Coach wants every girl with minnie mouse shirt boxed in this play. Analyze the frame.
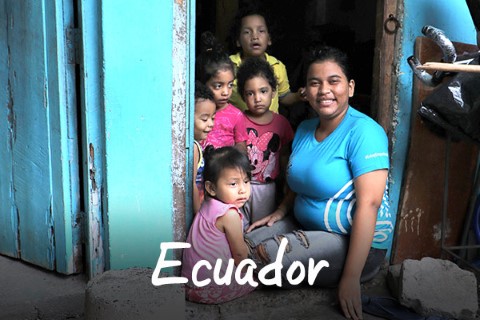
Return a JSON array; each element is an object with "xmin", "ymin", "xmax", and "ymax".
[{"xmin": 236, "ymin": 57, "xmax": 294, "ymax": 230}]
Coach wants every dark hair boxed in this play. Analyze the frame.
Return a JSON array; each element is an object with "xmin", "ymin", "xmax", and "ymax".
[
  {"xmin": 194, "ymin": 80, "xmax": 214, "ymax": 103},
  {"xmin": 196, "ymin": 31, "xmax": 234, "ymax": 84},
  {"xmin": 228, "ymin": 4, "xmax": 274, "ymax": 53},
  {"xmin": 236, "ymin": 57, "xmax": 277, "ymax": 100},
  {"xmin": 305, "ymin": 45, "xmax": 351, "ymax": 80},
  {"xmin": 203, "ymin": 146, "xmax": 252, "ymax": 189}
]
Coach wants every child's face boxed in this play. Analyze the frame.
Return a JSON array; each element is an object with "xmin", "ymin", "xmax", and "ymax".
[
  {"xmin": 237, "ymin": 14, "xmax": 271, "ymax": 58},
  {"xmin": 205, "ymin": 167, "xmax": 251, "ymax": 208},
  {"xmin": 194, "ymin": 98, "xmax": 216, "ymax": 141},
  {"xmin": 206, "ymin": 69, "xmax": 234, "ymax": 110},
  {"xmin": 243, "ymin": 76, "xmax": 274, "ymax": 116}
]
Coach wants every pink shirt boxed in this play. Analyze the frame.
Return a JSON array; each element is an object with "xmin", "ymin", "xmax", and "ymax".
[
  {"xmin": 182, "ymin": 197, "xmax": 244, "ymax": 282},
  {"xmin": 245, "ymin": 113, "xmax": 294, "ymax": 183},
  {"xmin": 201, "ymin": 104, "xmax": 248, "ymax": 149}
]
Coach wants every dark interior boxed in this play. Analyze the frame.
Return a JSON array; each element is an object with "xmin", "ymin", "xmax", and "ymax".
[{"xmin": 196, "ymin": 0, "xmax": 378, "ymax": 124}]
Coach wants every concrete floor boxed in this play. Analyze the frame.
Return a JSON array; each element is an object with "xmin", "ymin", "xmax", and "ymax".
[
  {"xmin": 0, "ymin": 254, "xmax": 86, "ymax": 320},
  {"xmin": 0, "ymin": 253, "xmax": 393, "ymax": 320}
]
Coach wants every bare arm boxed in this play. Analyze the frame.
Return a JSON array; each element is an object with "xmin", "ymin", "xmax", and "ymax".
[
  {"xmin": 216, "ymin": 209, "xmax": 248, "ymax": 266},
  {"xmin": 192, "ymin": 143, "xmax": 201, "ymax": 213},
  {"xmin": 279, "ymin": 88, "xmax": 306, "ymax": 106},
  {"xmin": 235, "ymin": 141, "xmax": 248, "ymax": 155},
  {"xmin": 246, "ymin": 187, "xmax": 295, "ymax": 233},
  {"xmin": 338, "ymin": 169, "xmax": 388, "ymax": 320}
]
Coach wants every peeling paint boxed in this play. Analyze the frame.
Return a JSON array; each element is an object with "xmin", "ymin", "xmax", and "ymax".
[
  {"xmin": 43, "ymin": 79, "xmax": 48, "ymax": 109},
  {"xmin": 89, "ymin": 143, "xmax": 97, "ymax": 190},
  {"xmin": 47, "ymin": 198, "xmax": 55, "ymax": 267},
  {"xmin": 171, "ymin": 0, "xmax": 189, "ymax": 251},
  {"xmin": 7, "ymin": 78, "xmax": 15, "ymax": 149},
  {"xmin": 88, "ymin": 143, "xmax": 104, "ymax": 276}
]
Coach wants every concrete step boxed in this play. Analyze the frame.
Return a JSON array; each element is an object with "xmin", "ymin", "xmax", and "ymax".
[
  {"xmin": 0, "ymin": 252, "xmax": 389, "ymax": 320},
  {"xmin": 85, "ymin": 267, "xmax": 389, "ymax": 320},
  {"xmin": 185, "ymin": 269, "xmax": 389, "ymax": 320}
]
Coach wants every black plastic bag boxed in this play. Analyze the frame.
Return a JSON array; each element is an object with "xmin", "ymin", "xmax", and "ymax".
[{"xmin": 420, "ymin": 56, "xmax": 480, "ymax": 143}]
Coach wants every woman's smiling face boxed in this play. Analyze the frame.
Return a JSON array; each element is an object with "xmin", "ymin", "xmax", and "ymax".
[{"xmin": 305, "ymin": 60, "xmax": 355, "ymax": 121}]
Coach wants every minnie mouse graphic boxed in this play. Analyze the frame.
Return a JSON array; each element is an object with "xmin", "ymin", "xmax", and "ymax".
[{"xmin": 246, "ymin": 128, "xmax": 280, "ymax": 183}]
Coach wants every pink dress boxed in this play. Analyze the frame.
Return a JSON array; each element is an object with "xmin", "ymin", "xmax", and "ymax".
[
  {"xmin": 201, "ymin": 104, "xmax": 248, "ymax": 149},
  {"xmin": 182, "ymin": 197, "xmax": 255, "ymax": 304}
]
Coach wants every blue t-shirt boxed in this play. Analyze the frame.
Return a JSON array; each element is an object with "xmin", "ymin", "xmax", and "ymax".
[{"xmin": 287, "ymin": 107, "xmax": 393, "ymax": 249}]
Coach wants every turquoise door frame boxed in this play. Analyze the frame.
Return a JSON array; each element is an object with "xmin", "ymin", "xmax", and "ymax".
[
  {"xmin": 79, "ymin": 0, "xmax": 195, "ymax": 277},
  {"xmin": 78, "ymin": 0, "xmax": 106, "ymax": 278},
  {"xmin": 0, "ymin": 0, "xmax": 82, "ymax": 274}
]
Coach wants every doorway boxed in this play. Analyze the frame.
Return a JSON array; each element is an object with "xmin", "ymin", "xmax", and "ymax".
[{"xmin": 196, "ymin": 0, "xmax": 383, "ymax": 124}]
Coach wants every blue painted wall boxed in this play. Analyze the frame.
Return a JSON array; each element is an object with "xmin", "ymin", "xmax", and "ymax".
[
  {"xmin": 101, "ymin": 1, "xmax": 175, "ymax": 269},
  {"xmin": 390, "ymin": 0, "xmax": 477, "ymax": 249}
]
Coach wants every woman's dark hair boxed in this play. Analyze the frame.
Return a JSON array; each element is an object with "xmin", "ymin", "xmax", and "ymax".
[
  {"xmin": 194, "ymin": 80, "xmax": 214, "ymax": 103},
  {"xmin": 203, "ymin": 146, "xmax": 252, "ymax": 189},
  {"xmin": 305, "ymin": 45, "xmax": 351, "ymax": 80},
  {"xmin": 196, "ymin": 31, "xmax": 234, "ymax": 84},
  {"xmin": 236, "ymin": 57, "xmax": 277, "ymax": 100}
]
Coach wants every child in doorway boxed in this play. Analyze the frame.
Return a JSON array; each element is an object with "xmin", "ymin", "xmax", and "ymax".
[
  {"xmin": 236, "ymin": 57, "xmax": 294, "ymax": 229},
  {"xmin": 182, "ymin": 146, "xmax": 256, "ymax": 304},
  {"xmin": 229, "ymin": 5, "xmax": 305, "ymax": 113},
  {"xmin": 192, "ymin": 81, "xmax": 216, "ymax": 213},
  {"xmin": 196, "ymin": 31, "xmax": 248, "ymax": 153}
]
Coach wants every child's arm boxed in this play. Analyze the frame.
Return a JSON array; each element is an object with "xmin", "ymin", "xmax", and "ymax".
[
  {"xmin": 192, "ymin": 143, "xmax": 201, "ymax": 213},
  {"xmin": 233, "ymin": 112, "xmax": 248, "ymax": 154},
  {"xmin": 216, "ymin": 208, "xmax": 248, "ymax": 266},
  {"xmin": 279, "ymin": 88, "xmax": 306, "ymax": 106},
  {"xmin": 234, "ymin": 141, "xmax": 247, "ymax": 155}
]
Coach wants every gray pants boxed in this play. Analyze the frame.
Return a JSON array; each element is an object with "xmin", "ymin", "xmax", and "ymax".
[
  {"xmin": 244, "ymin": 216, "xmax": 386, "ymax": 288},
  {"xmin": 241, "ymin": 182, "xmax": 277, "ymax": 231}
]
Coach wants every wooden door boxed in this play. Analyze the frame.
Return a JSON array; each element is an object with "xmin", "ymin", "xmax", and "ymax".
[
  {"xmin": 391, "ymin": 37, "xmax": 479, "ymax": 263},
  {"xmin": 372, "ymin": 0, "xmax": 400, "ymax": 132},
  {"xmin": 0, "ymin": 0, "xmax": 82, "ymax": 274}
]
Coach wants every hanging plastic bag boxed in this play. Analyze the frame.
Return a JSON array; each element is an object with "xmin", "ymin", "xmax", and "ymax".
[{"xmin": 420, "ymin": 56, "xmax": 480, "ymax": 143}]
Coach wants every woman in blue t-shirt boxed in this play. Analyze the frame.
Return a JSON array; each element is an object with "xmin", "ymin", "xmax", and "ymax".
[{"xmin": 245, "ymin": 46, "xmax": 393, "ymax": 320}]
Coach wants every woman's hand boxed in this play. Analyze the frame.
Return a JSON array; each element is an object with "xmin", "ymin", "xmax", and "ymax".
[
  {"xmin": 245, "ymin": 207, "xmax": 287, "ymax": 233},
  {"xmin": 338, "ymin": 275, "xmax": 363, "ymax": 320}
]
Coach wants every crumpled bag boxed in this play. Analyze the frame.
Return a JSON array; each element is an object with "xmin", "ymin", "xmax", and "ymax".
[{"xmin": 420, "ymin": 56, "xmax": 480, "ymax": 143}]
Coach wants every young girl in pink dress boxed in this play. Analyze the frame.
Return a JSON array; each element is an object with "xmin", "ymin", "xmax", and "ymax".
[
  {"xmin": 196, "ymin": 32, "xmax": 248, "ymax": 154},
  {"xmin": 182, "ymin": 146, "xmax": 256, "ymax": 303}
]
